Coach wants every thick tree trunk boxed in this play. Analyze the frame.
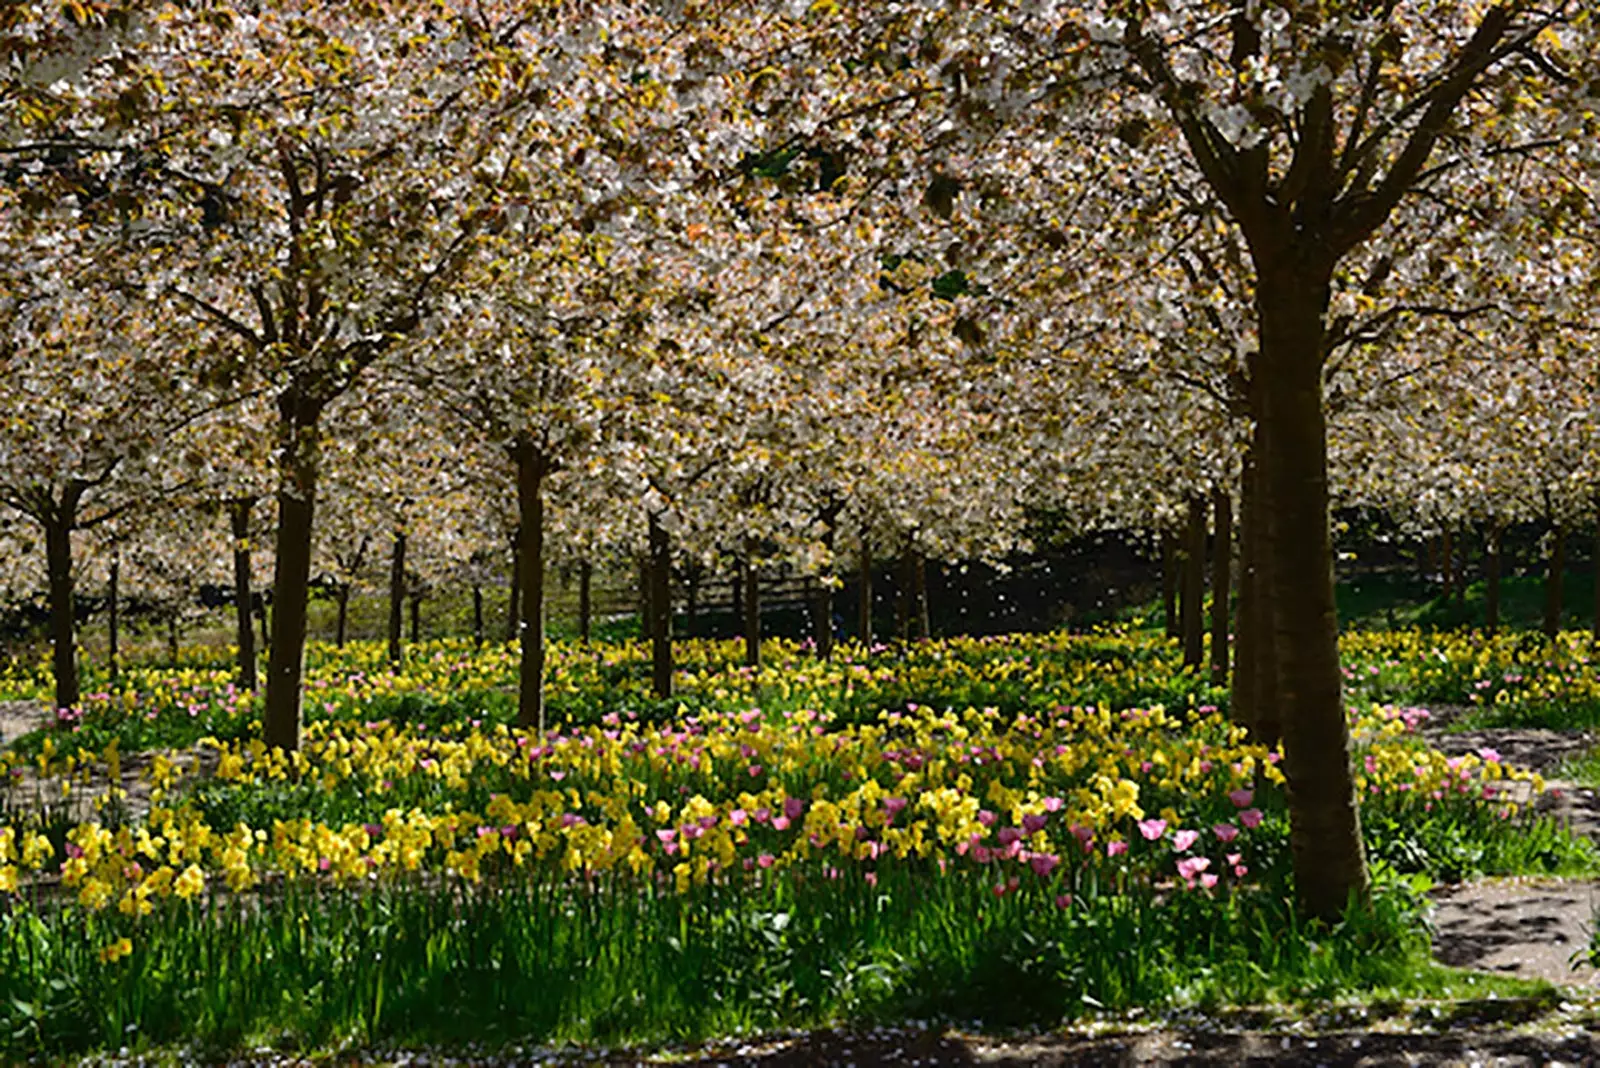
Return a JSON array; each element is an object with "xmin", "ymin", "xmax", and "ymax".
[
  {"xmin": 1210, "ymin": 486, "xmax": 1233, "ymax": 686},
  {"xmin": 505, "ymin": 533, "xmax": 522, "ymax": 644},
  {"xmin": 107, "ymin": 555, "xmax": 120, "ymax": 683},
  {"xmin": 513, "ymin": 439, "xmax": 548, "ymax": 730},
  {"xmin": 858, "ymin": 531, "xmax": 873, "ymax": 644},
  {"xmin": 263, "ymin": 400, "xmax": 322, "ymax": 753},
  {"xmin": 648, "ymin": 512, "xmax": 672, "ymax": 698},
  {"xmin": 1544, "ymin": 522, "xmax": 1566, "ymax": 638},
  {"xmin": 229, "ymin": 500, "xmax": 257, "ymax": 689},
  {"xmin": 743, "ymin": 539, "xmax": 761, "ymax": 668},
  {"xmin": 578, "ymin": 560, "xmax": 592, "ymax": 644},
  {"xmin": 1485, "ymin": 522, "xmax": 1502, "ymax": 637},
  {"xmin": 1256, "ymin": 273, "xmax": 1367, "ymax": 921},
  {"xmin": 472, "ymin": 583, "xmax": 484, "ymax": 648},
  {"xmin": 1232, "ymin": 455, "xmax": 1258, "ymax": 735},
  {"xmin": 43, "ymin": 512, "xmax": 80, "ymax": 714},
  {"xmin": 387, "ymin": 528, "xmax": 407, "ymax": 669},
  {"xmin": 1181, "ymin": 497, "xmax": 1206, "ymax": 669},
  {"xmin": 1161, "ymin": 529, "xmax": 1180, "ymax": 639}
]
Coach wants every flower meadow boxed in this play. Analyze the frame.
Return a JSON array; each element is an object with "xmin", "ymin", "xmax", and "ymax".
[{"xmin": 0, "ymin": 630, "xmax": 1592, "ymax": 1055}]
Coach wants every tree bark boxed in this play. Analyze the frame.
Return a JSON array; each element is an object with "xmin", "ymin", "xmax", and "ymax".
[
  {"xmin": 513, "ymin": 438, "xmax": 549, "ymax": 731},
  {"xmin": 263, "ymin": 397, "xmax": 321, "ymax": 753},
  {"xmin": 107, "ymin": 555, "xmax": 120, "ymax": 683},
  {"xmin": 1485, "ymin": 522, "xmax": 1502, "ymax": 637},
  {"xmin": 578, "ymin": 559, "xmax": 592, "ymax": 644},
  {"xmin": 858, "ymin": 530, "xmax": 873, "ymax": 644},
  {"xmin": 229, "ymin": 499, "xmax": 257, "ymax": 689},
  {"xmin": 409, "ymin": 593, "xmax": 421, "ymax": 644},
  {"xmin": 648, "ymin": 511, "xmax": 672, "ymax": 698},
  {"xmin": 1210, "ymin": 486, "xmax": 1233, "ymax": 686},
  {"xmin": 166, "ymin": 613, "xmax": 180, "ymax": 664},
  {"xmin": 743, "ymin": 538, "xmax": 761, "ymax": 668},
  {"xmin": 1255, "ymin": 272, "xmax": 1367, "ymax": 922},
  {"xmin": 1544, "ymin": 522, "xmax": 1566, "ymax": 638},
  {"xmin": 386, "ymin": 527, "xmax": 407, "ymax": 670},
  {"xmin": 43, "ymin": 509, "xmax": 80, "ymax": 714},
  {"xmin": 730, "ymin": 566, "xmax": 744, "ymax": 640},
  {"xmin": 1161, "ymin": 528, "xmax": 1180, "ymax": 639},
  {"xmin": 1181, "ymin": 497, "xmax": 1206, "ymax": 669}
]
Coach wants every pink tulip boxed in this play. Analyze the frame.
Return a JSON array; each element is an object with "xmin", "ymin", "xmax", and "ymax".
[
  {"xmin": 1106, "ymin": 840, "xmax": 1128, "ymax": 858},
  {"xmin": 1172, "ymin": 829, "xmax": 1199, "ymax": 852},
  {"xmin": 1228, "ymin": 788, "xmax": 1254, "ymax": 808},
  {"xmin": 1213, "ymin": 823, "xmax": 1239, "ymax": 843},
  {"xmin": 1239, "ymin": 808, "xmax": 1264, "ymax": 829},
  {"xmin": 1137, "ymin": 818, "xmax": 1167, "ymax": 841}
]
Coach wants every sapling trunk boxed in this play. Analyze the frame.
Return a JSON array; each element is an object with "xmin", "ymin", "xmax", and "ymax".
[
  {"xmin": 858, "ymin": 531, "xmax": 873, "ymax": 644},
  {"xmin": 472, "ymin": 583, "xmax": 484, "ymax": 648},
  {"xmin": 334, "ymin": 585, "xmax": 351, "ymax": 648},
  {"xmin": 578, "ymin": 560, "xmax": 592, "ymax": 645},
  {"xmin": 513, "ymin": 438, "xmax": 548, "ymax": 731}
]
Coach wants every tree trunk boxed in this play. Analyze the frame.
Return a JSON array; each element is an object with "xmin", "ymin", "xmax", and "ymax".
[
  {"xmin": 1255, "ymin": 274, "xmax": 1367, "ymax": 921},
  {"xmin": 578, "ymin": 560, "xmax": 592, "ymax": 644},
  {"xmin": 107, "ymin": 555, "xmax": 120, "ymax": 683},
  {"xmin": 335, "ymin": 584, "xmax": 351, "ymax": 648},
  {"xmin": 911, "ymin": 550, "xmax": 931, "ymax": 640},
  {"xmin": 1210, "ymin": 486, "xmax": 1233, "ymax": 686},
  {"xmin": 858, "ymin": 530, "xmax": 873, "ymax": 644},
  {"xmin": 387, "ymin": 528, "xmax": 407, "ymax": 670},
  {"xmin": 730, "ymin": 567, "xmax": 744, "ymax": 640},
  {"xmin": 648, "ymin": 511, "xmax": 672, "ymax": 698},
  {"xmin": 409, "ymin": 593, "xmax": 421, "ymax": 644},
  {"xmin": 1592, "ymin": 518, "xmax": 1600, "ymax": 645},
  {"xmin": 166, "ymin": 613, "xmax": 180, "ymax": 664},
  {"xmin": 513, "ymin": 438, "xmax": 548, "ymax": 731},
  {"xmin": 472, "ymin": 583, "xmax": 484, "ymax": 648},
  {"xmin": 1485, "ymin": 522, "xmax": 1502, "ymax": 637},
  {"xmin": 1544, "ymin": 522, "xmax": 1566, "ymax": 638},
  {"xmin": 1161, "ymin": 528, "xmax": 1180, "ymax": 639},
  {"xmin": 505, "ymin": 532, "xmax": 522, "ymax": 643},
  {"xmin": 1181, "ymin": 497, "xmax": 1206, "ymax": 669},
  {"xmin": 743, "ymin": 539, "xmax": 761, "ymax": 668},
  {"xmin": 229, "ymin": 499, "xmax": 257, "ymax": 689},
  {"xmin": 1441, "ymin": 528, "xmax": 1455, "ymax": 601},
  {"xmin": 686, "ymin": 570, "xmax": 700, "ymax": 640},
  {"xmin": 1232, "ymin": 454, "xmax": 1258, "ymax": 736},
  {"xmin": 263, "ymin": 396, "xmax": 323, "ymax": 754},
  {"xmin": 43, "ymin": 509, "xmax": 80, "ymax": 714}
]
